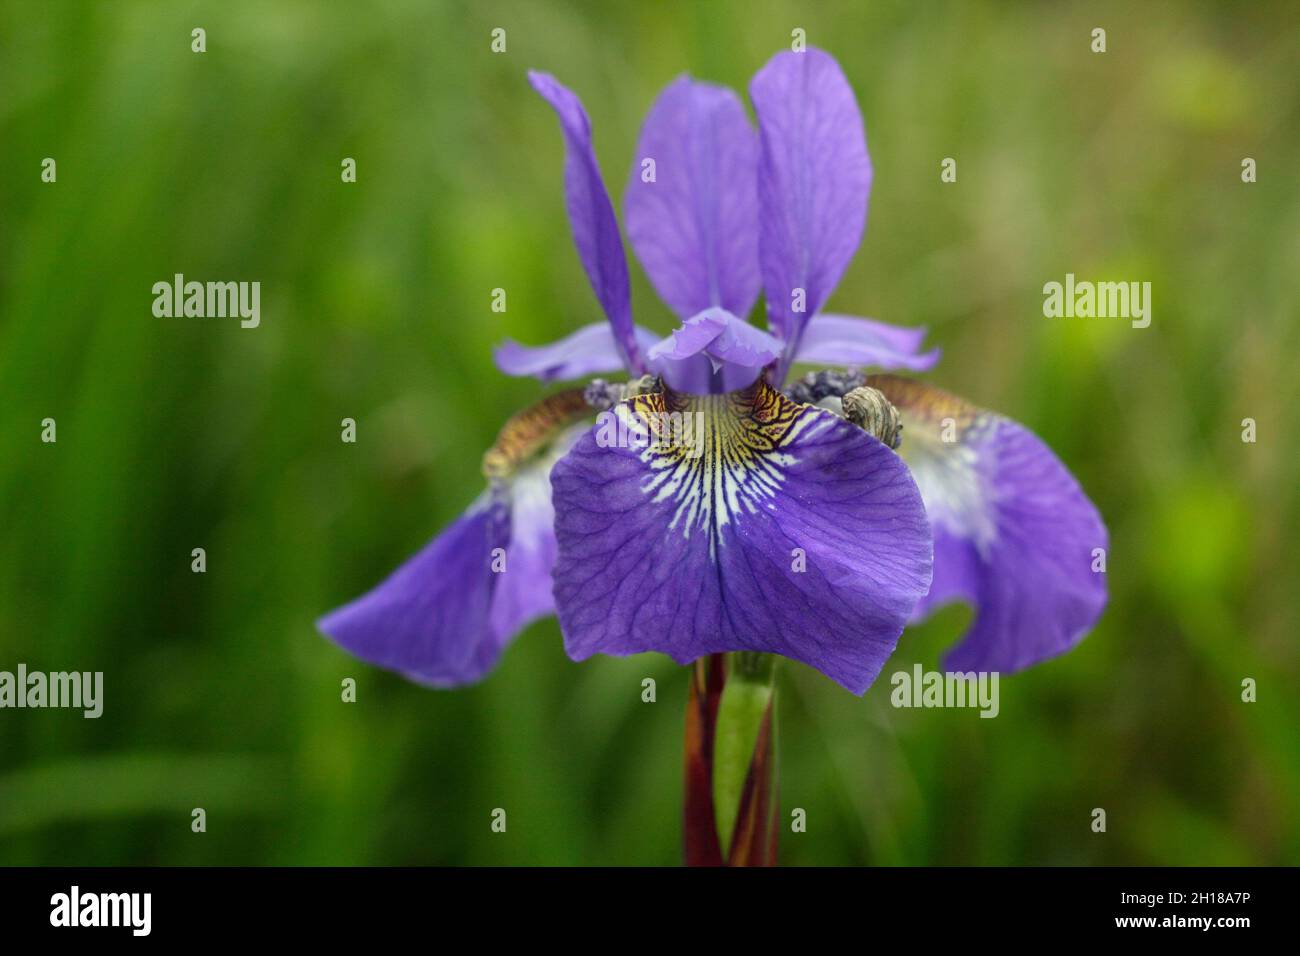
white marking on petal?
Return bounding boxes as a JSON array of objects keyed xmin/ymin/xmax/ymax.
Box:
[
  {"xmin": 907, "ymin": 416, "xmax": 998, "ymax": 556},
  {"xmin": 615, "ymin": 385, "xmax": 813, "ymax": 560}
]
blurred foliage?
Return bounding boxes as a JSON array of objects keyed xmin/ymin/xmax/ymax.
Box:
[{"xmin": 1, "ymin": 0, "xmax": 1297, "ymax": 866}]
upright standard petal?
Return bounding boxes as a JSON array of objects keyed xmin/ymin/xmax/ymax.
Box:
[
  {"xmin": 495, "ymin": 323, "xmax": 660, "ymax": 382},
  {"xmin": 750, "ymin": 49, "xmax": 871, "ymax": 380},
  {"xmin": 867, "ymin": 375, "xmax": 1109, "ymax": 673},
  {"xmin": 624, "ymin": 77, "xmax": 760, "ymax": 321},
  {"xmin": 794, "ymin": 313, "xmax": 941, "ymax": 372},
  {"xmin": 551, "ymin": 380, "xmax": 932, "ymax": 694},
  {"xmin": 529, "ymin": 70, "xmax": 644, "ymax": 373}
]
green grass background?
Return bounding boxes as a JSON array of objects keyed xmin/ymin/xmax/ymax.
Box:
[{"xmin": 1, "ymin": 0, "xmax": 1297, "ymax": 865}]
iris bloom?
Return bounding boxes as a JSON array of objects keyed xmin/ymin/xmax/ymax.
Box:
[{"xmin": 319, "ymin": 47, "xmax": 1107, "ymax": 857}]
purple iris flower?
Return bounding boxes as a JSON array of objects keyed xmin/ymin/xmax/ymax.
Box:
[{"xmin": 319, "ymin": 47, "xmax": 1107, "ymax": 696}]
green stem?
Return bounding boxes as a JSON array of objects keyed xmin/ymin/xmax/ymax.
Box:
[{"xmin": 712, "ymin": 652, "xmax": 777, "ymax": 858}]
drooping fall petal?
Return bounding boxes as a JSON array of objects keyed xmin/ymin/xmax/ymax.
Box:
[
  {"xmin": 868, "ymin": 375, "xmax": 1109, "ymax": 672},
  {"xmin": 550, "ymin": 380, "xmax": 932, "ymax": 694},
  {"xmin": 320, "ymin": 426, "xmax": 584, "ymax": 687},
  {"xmin": 317, "ymin": 496, "xmax": 513, "ymax": 687}
]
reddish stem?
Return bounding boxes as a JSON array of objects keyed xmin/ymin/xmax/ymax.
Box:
[{"xmin": 682, "ymin": 654, "xmax": 779, "ymax": 866}]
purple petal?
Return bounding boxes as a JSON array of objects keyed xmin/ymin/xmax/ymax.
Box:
[
  {"xmin": 495, "ymin": 323, "xmax": 660, "ymax": 382},
  {"xmin": 529, "ymin": 70, "xmax": 645, "ymax": 374},
  {"xmin": 647, "ymin": 352, "xmax": 714, "ymax": 395},
  {"xmin": 794, "ymin": 313, "xmax": 941, "ymax": 372},
  {"xmin": 318, "ymin": 497, "xmax": 513, "ymax": 687},
  {"xmin": 750, "ymin": 48, "xmax": 871, "ymax": 380},
  {"xmin": 551, "ymin": 380, "xmax": 932, "ymax": 694},
  {"xmin": 868, "ymin": 376, "xmax": 1109, "ymax": 673},
  {"xmin": 487, "ymin": 457, "xmax": 565, "ymax": 640},
  {"xmin": 318, "ymin": 435, "xmax": 579, "ymax": 687},
  {"xmin": 625, "ymin": 76, "xmax": 760, "ymax": 320},
  {"xmin": 709, "ymin": 310, "xmax": 783, "ymax": 368},
  {"xmin": 646, "ymin": 309, "xmax": 729, "ymax": 362},
  {"xmin": 647, "ymin": 309, "xmax": 782, "ymax": 393}
]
